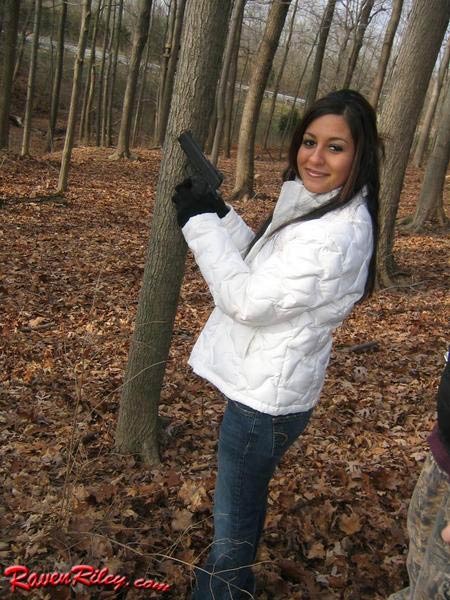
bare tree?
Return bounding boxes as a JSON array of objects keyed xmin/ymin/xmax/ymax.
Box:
[
  {"xmin": 211, "ymin": 0, "xmax": 247, "ymax": 165},
  {"xmin": 223, "ymin": 21, "xmax": 243, "ymax": 158},
  {"xmin": 57, "ymin": 0, "xmax": 92, "ymax": 194},
  {"xmin": 342, "ymin": 0, "xmax": 375, "ymax": 88},
  {"xmin": 232, "ymin": 0, "xmax": 292, "ymax": 200},
  {"xmin": 262, "ymin": 0, "xmax": 300, "ymax": 151},
  {"xmin": 413, "ymin": 36, "xmax": 450, "ymax": 167},
  {"xmin": 105, "ymin": 0, "xmax": 123, "ymax": 146},
  {"xmin": 132, "ymin": 2, "xmax": 155, "ymax": 146},
  {"xmin": 46, "ymin": 0, "xmax": 68, "ymax": 152},
  {"xmin": 96, "ymin": 0, "xmax": 113, "ymax": 146},
  {"xmin": 0, "ymin": 0, "xmax": 20, "ymax": 149},
  {"xmin": 303, "ymin": 0, "xmax": 336, "ymax": 112},
  {"xmin": 376, "ymin": 0, "xmax": 450, "ymax": 286},
  {"xmin": 13, "ymin": 3, "xmax": 32, "ymax": 82},
  {"xmin": 155, "ymin": 0, "xmax": 187, "ymax": 145},
  {"xmin": 80, "ymin": 0, "xmax": 103, "ymax": 144},
  {"xmin": 402, "ymin": 76, "xmax": 450, "ymax": 230},
  {"xmin": 369, "ymin": 0, "xmax": 403, "ymax": 109},
  {"xmin": 115, "ymin": 0, "xmax": 233, "ymax": 465},
  {"xmin": 21, "ymin": 0, "xmax": 42, "ymax": 157},
  {"xmin": 110, "ymin": 0, "xmax": 152, "ymax": 159},
  {"xmin": 278, "ymin": 26, "xmax": 320, "ymax": 160}
]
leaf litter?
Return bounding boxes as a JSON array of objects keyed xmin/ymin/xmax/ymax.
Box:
[{"xmin": 0, "ymin": 148, "xmax": 448, "ymax": 599}]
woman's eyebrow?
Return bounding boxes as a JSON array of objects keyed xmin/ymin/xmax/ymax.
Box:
[{"xmin": 304, "ymin": 132, "xmax": 350, "ymax": 144}]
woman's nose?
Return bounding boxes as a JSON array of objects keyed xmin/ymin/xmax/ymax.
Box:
[{"xmin": 309, "ymin": 147, "xmax": 325, "ymax": 165}]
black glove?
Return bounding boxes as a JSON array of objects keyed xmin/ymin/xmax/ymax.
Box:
[{"xmin": 172, "ymin": 176, "xmax": 229, "ymax": 228}]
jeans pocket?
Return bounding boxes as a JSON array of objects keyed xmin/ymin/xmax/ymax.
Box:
[
  {"xmin": 272, "ymin": 409, "xmax": 312, "ymax": 457},
  {"xmin": 228, "ymin": 398, "xmax": 261, "ymax": 418}
]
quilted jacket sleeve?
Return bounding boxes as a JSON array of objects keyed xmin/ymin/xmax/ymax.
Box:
[
  {"xmin": 219, "ymin": 205, "xmax": 255, "ymax": 255},
  {"xmin": 182, "ymin": 210, "xmax": 372, "ymax": 327}
]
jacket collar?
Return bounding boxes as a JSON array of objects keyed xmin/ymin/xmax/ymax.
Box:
[{"xmin": 269, "ymin": 179, "xmax": 340, "ymax": 232}]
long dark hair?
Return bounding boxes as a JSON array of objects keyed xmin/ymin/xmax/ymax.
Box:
[{"xmin": 248, "ymin": 89, "xmax": 381, "ymax": 299}]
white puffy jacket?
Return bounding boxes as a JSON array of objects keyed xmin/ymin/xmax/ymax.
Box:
[{"xmin": 181, "ymin": 179, "xmax": 373, "ymax": 415}]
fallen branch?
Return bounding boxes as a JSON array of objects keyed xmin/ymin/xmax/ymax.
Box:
[{"xmin": 338, "ymin": 341, "xmax": 379, "ymax": 353}]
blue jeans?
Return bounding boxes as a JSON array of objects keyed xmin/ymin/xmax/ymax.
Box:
[{"xmin": 192, "ymin": 399, "xmax": 313, "ymax": 599}]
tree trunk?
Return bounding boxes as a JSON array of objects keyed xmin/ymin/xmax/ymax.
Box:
[
  {"xmin": 106, "ymin": 0, "xmax": 123, "ymax": 147},
  {"xmin": 115, "ymin": 0, "xmax": 233, "ymax": 465},
  {"xmin": 278, "ymin": 27, "xmax": 319, "ymax": 160},
  {"xmin": 57, "ymin": 0, "xmax": 91, "ymax": 194},
  {"xmin": 21, "ymin": 0, "xmax": 42, "ymax": 157},
  {"xmin": 342, "ymin": 0, "xmax": 375, "ymax": 89},
  {"xmin": 262, "ymin": 0, "xmax": 299, "ymax": 151},
  {"xmin": 369, "ymin": 0, "xmax": 403, "ymax": 109},
  {"xmin": 405, "ymin": 76, "xmax": 450, "ymax": 230},
  {"xmin": 210, "ymin": 0, "xmax": 247, "ymax": 165},
  {"xmin": 156, "ymin": 0, "xmax": 187, "ymax": 146},
  {"xmin": 332, "ymin": 5, "xmax": 352, "ymax": 90},
  {"xmin": 101, "ymin": 0, "xmax": 115, "ymax": 146},
  {"xmin": 223, "ymin": 23, "xmax": 242, "ymax": 158},
  {"xmin": 376, "ymin": 0, "xmax": 450, "ymax": 286},
  {"xmin": 154, "ymin": 0, "xmax": 177, "ymax": 144},
  {"xmin": 96, "ymin": 0, "xmax": 112, "ymax": 146},
  {"xmin": 232, "ymin": 0, "xmax": 292, "ymax": 200},
  {"xmin": 132, "ymin": 3, "xmax": 155, "ymax": 147},
  {"xmin": 46, "ymin": 0, "xmax": 67, "ymax": 152},
  {"xmin": 80, "ymin": 0, "xmax": 102, "ymax": 144},
  {"xmin": 13, "ymin": 4, "xmax": 32, "ymax": 83},
  {"xmin": 0, "ymin": 0, "xmax": 20, "ymax": 149},
  {"xmin": 303, "ymin": 0, "xmax": 336, "ymax": 113},
  {"xmin": 412, "ymin": 36, "xmax": 450, "ymax": 168},
  {"xmin": 110, "ymin": 0, "xmax": 152, "ymax": 159}
]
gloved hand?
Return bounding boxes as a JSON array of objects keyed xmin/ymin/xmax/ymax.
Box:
[{"xmin": 172, "ymin": 176, "xmax": 229, "ymax": 228}]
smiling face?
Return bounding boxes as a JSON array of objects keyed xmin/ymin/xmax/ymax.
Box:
[{"xmin": 297, "ymin": 114, "xmax": 356, "ymax": 194}]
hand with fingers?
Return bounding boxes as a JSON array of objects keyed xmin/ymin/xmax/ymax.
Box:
[{"xmin": 172, "ymin": 176, "xmax": 229, "ymax": 228}]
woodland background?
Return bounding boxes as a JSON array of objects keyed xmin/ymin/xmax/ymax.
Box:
[{"xmin": 0, "ymin": 0, "xmax": 449, "ymax": 598}]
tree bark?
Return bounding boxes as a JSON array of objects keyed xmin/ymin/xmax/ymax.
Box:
[
  {"xmin": 232, "ymin": 0, "xmax": 292, "ymax": 200},
  {"xmin": 106, "ymin": 0, "xmax": 123, "ymax": 147},
  {"xmin": 376, "ymin": 0, "xmax": 450, "ymax": 286},
  {"xmin": 57, "ymin": 0, "xmax": 91, "ymax": 194},
  {"xmin": 132, "ymin": 3, "xmax": 155, "ymax": 147},
  {"xmin": 13, "ymin": 4, "xmax": 32, "ymax": 83},
  {"xmin": 303, "ymin": 0, "xmax": 336, "ymax": 113},
  {"xmin": 21, "ymin": 0, "xmax": 42, "ymax": 157},
  {"xmin": 154, "ymin": 0, "xmax": 177, "ymax": 144},
  {"xmin": 0, "ymin": 0, "xmax": 20, "ymax": 149},
  {"xmin": 101, "ymin": 0, "xmax": 115, "ymax": 146},
  {"xmin": 278, "ymin": 27, "xmax": 319, "ymax": 160},
  {"xmin": 369, "ymin": 0, "xmax": 403, "ymax": 109},
  {"xmin": 96, "ymin": 0, "xmax": 113, "ymax": 146},
  {"xmin": 115, "ymin": 0, "xmax": 233, "ymax": 465},
  {"xmin": 80, "ymin": 0, "xmax": 102, "ymax": 144},
  {"xmin": 262, "ymin": 0, "xmax": 300, "ymax": 151},
  {"xmin": 342, "ymin": 0, "xmax": 375, "ymax": 89},
  {"xmin": 405, "ymin": 76, "xmax": 450, "ymax": 230},
  {"xmin": 412, "ymin": 36, "xmax": 450, "ymax": 168},
  {"xmin": 156, "ymin": 0, "xmax": 187, "ymax": 146},
  {"xmin": 223, "ymin": 23, "xmax": 242, "ymax": 158},
  {"xmin": 46, "ymin": 0, "xmax": 67, "ymax": 152},
  {"xmin": 210, "ymin": 0, "xmax": 247, "ymax": 165},
  {"xmin": 110, "ymin": 0, "xmax": 152, "ymax": 159}
]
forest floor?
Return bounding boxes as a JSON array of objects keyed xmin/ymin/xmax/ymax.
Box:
[{"xmin": 0, "ymin": 142, "xmax": 449, "ymax": 599}]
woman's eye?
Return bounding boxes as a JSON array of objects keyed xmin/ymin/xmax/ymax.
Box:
[
  {"xmin": 302, "ymin": 139, "xmax": 315, "ymax": 147},
  {"xmin": 329, "ymin": 144, "xmax": 343, "ymax": 153}
]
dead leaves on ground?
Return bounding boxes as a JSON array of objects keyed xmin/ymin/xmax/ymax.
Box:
[{"xmin": 0, "ymin": 148, "xmax": 448, "ymax": 599}]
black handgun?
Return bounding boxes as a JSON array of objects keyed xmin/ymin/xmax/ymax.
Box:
[{"xmin": 177, "ymin": 130, "xmax": 224, "ymax": 195}]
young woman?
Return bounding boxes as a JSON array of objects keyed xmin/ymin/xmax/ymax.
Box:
[{"xmin": 172, "ymin": 89, "xmax": 381, "ymax": 599}]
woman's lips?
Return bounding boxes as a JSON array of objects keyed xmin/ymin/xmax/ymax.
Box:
[{"xmin": 305, "ymin": 168, "xmax": 328, "ymax": 177}]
